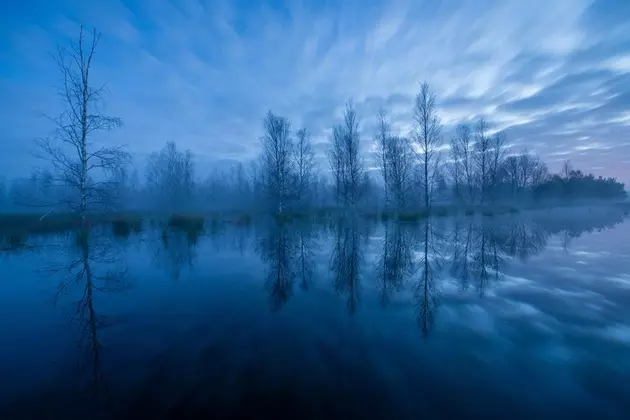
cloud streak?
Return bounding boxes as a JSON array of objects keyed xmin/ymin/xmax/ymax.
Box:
[{"xmin": 1, "ymin": 0, "xmax": 629, "ymax": 182}]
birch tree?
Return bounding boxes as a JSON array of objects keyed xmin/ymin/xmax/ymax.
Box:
[
  {"xmin": 293, "ymin": 128, "xmax": 316, "ymax": 206},
  {"xmin": 375, "ymin": 108, "xmax": 392, "ymax": 208},
  {"xmin": 454, "ymin": 124, "xmax": 475, "ymax": 203},
  {"xmin": 387, "ymin": 136, "xmax": 415, "ymax": 211},
  {"xmin": 412, "ymin": 82, "xmax": 443, "ymax": 208},
  {"xmin": 261, "ymin": 111, "xmax": 293, "ymax": 212},
  {"xmin": 327, "ymin": 101, "xmax": 364, "ymax": 208},
  {"xmin": 34, "ymin": 26, "xmax": 128, "ymax": 220},
  {"xmin": 473, "ymin": 118, "xmax": 491, "ymax": 204},
  {"xmin": 328, "ymin": 125, "xmax": 345, "ymax": 205},
  {"xmin": 146, "ymin": 142, "xmax": 196, "ymax": 210},
  {"xmin": 488, "ymin": 131, "xmax": 507, "ymax": 202}
]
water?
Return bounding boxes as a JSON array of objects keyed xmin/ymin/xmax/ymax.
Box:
[{"xmin": 1, "ymin": 209, "xmax": 629, "ymax": 419}]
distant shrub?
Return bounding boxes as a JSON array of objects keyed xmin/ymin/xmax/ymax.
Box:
[
  {"xmin": 168, "ymin": 214, "xmax": 204, "ymax": 232},
  {"xmin": 433, "ymin": 207, "xmax": 448, "ymax": 217},
  {"xmin": 111, "ymin": 219, "xmax": 131, "ymax": 238},
  {"xmin": 273, "ymin": 212, "xmax": 292, "ymax": 224},
  {"xmin": 236, "ymin": 214, "xmax": 251, "ymax": 226},
  {"xmin": 397, "ymin": 212, "xmax": 425, "ymax": 222}
]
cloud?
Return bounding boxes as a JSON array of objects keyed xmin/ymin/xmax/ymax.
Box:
[{"xmin": 1, "ymin": 0, "xmax": 629, "ymax": 183}]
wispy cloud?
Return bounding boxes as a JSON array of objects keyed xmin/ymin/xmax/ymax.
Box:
[{"xmin": 1, "ymin": 0, "xmax": 629, "ymax": 182}]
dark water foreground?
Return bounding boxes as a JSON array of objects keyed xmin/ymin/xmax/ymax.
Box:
[{"xmin": 1, "ymin": 209, "xmax": 629, "ymax": 419}]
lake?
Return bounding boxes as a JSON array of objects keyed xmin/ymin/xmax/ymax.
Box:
[{"xmin": 1, "ymin": 208, "xmax": 629, "ymax": 419}]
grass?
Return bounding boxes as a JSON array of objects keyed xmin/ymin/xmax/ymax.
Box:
[
  {"xmin": 0, "ymin": 211, "xmax": 145, "ymax": 238},
  {"xmin": 0, "ymin": 213, "xmax": 82, "ymax": 236},
  {"xmin": 1, "ymin": 200, "xmax": 626, "ymax": 241}
]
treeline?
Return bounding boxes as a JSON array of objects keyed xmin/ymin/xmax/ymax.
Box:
[{"xmin": 0, "ymin": 27, "xmax": 626, "ymax": 216}]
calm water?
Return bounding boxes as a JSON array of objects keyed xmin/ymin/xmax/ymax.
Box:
[{"xmin": 1, "ymin": 209, "xmax": 629, "ymax": 419}]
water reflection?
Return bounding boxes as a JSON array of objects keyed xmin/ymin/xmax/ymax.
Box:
[
  {"xmin": 150, "ymin": 223, "xmax": 201, "ymax": 281},
  {"xmin": 295, "ymin": 224, "xmax": 317, "ymax": 291},
  {"xmin": 414, "ymin": 219, "xmax": 443, "ymax": 336},
  {"xmin": 256, "ymin": 221, "xmax": 296, "ymax": 311},
  {"xmin": 375, "ymin": 222, "xmax": 414, "ymax": 307},
  {"xmin": 1, "ymin": 208, "xmax": 628, "ymax": 418},
  {"xmin": 36, "ymin": 226, "xmax": 129, "ymax": 414},
  {"xmin": 330, "ymin": 217, "xmax": 364, "ymax": 314},
  {"xmin": 469, "ymin": 222, "xmax": 504, "ymax": 297}
]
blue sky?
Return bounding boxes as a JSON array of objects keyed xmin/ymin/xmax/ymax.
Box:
[{"xmin": 1, "ymin": 0, "xmax": 630, "ymax": 183}]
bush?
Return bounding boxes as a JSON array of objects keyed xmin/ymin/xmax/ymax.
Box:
[
  {"xmin": 168, "ymin": 214, "xmax": 204, "ymax": 232},
  {"xmin": 112, "ymin": 219, "xmax": 132, "ymax": 238},
  {"xmin": 397, "ymin": 212, "xmax": 426, "ymax": 222}
]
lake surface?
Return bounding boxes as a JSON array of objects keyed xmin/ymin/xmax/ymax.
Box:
[{"xmin": 1, "ymin": 209, "xmax": 629, "ymax": 419}]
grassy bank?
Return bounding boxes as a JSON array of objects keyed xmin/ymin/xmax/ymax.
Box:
[{"xmin": 1, "ymin": 200, "xmax": 628, "ymax": 237}]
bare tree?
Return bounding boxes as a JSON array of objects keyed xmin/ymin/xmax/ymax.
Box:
[
  {"xmin": 327, "ymin": 101, "xmax": 364, "ymax": 208},
  {"xmin": 386, "ymin": 136, "xmax": 415, "ymax": 211},
  {"xmin": 449, "ymin": 139, "xmax": 462, "ymax": 203},
  {"xmin": 293, "ymin": 128, "xmax": 317, "ymax": 206},
  {"xmin": 261, "ymin": 111, "xmax": 293, "ymax": 213},
  {"xmin": 488, "ymin": 131, "xmax": 508, "ymax": 202},
  {"xmin": 343, "ymin": 102, "xmax": 365, "ymax": 207},
  {"xmin": 328, "ymin": 125, "xmax": 345, "ymax": 205},
  {"xmin": 375, "ymin": 107, "xmax": 392, "ymax": 208},
  {"xmin": 504, "ymin": 155, "xmax": 520, "ymax": 200},
  {"xmin": 473, "ymin": 118, "xmax": 491, "ymax": 204},
  {"xmin": 454, "ymin": 124, "xmax": 475, "ymax": 203},
  {"xmin": 146, "ymin": 142, "xmax": 196, "ymax": 210},
  {"xmin": 562, "ymin": 160, "xmax": 573, "ymax": 180},
  {"xmin": 33, "ymin": 26, "xmax": 128, "ymax": 220},
  {"xmin": 517, "ymin": 149, "xmax": 534, "ymax": 190},
  {"xmin": 412, "ymin": 82, "xmax": 443, "ymax": 208},
  {"xmin": 502, "ymin": 149, "xmax": 549, "ymax": 200},
  {"xmin": 529, "ymin": 154, "xmax": 549, "ymax": 189}
]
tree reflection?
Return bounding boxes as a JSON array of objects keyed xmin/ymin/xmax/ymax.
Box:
[
  {"xmin": 496, "ymin": 219, "xmax": 548, "ymax": 262},
  {"xmin": 256, "ymin": 221, "xmax": 295, "ymax": 311},
  {"xmin": 535, "ymin": 208, "xmax": 628, "ymax": 252},
  {"xmin": 330, "ymin": 217, "xmax": 363, "ymax": 314},
  {"xmin": 151, "ymin": 223, "xmax": 201, "ymax": 281},
  {"xmin": 41, "ymin": 226, "xmax": 129, "ymax": 412},
  {"xmin": 414, "ymin": 219, "xmax": 443, "ymax": 337},
  {"xmin": 450, "ymin": 219, "xmax": 474, "ymax": 292},
  {"xmin": 469, "ymin": 222, "xmax": 503, "ymax": 297},
  {"xmin": 375, "ymin": 222, "xmax": 414, "ymax": 307},
  {"xmin": 449, "ymin": 218, "xmax": 550, "ymax": 297},
  {"xmin": 294, "ymin": 224, "xmax": 317, "ymax": 291}
]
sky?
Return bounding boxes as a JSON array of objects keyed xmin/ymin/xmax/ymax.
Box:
[{"xmin": 1, "ymin": 0, "xmax": 630, "ymax": 184}]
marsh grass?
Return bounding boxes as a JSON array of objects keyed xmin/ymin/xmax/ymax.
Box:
[{"xmin": 1, "ymin": 200, "xmax": 625, "ymax": 241}]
